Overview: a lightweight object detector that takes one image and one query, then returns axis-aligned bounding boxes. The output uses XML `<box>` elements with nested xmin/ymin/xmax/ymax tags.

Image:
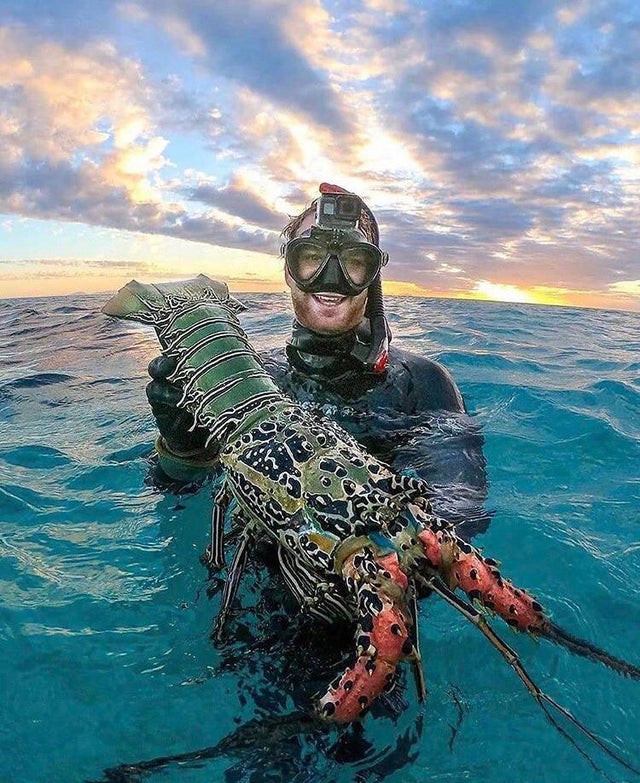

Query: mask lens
<box><xmin>285</xmin><ymin>231</ymin><xmax>384</xmax><ymax>294</ymax></box>
<box><xmin>286</xmin><ymin>240</ymin><xmax>326</xmax><ymax>283</ymax></box>
<box><xmin>340</xmin><ymin>245</ymin><xmax>382</xmax><ymax>287</ymax></box>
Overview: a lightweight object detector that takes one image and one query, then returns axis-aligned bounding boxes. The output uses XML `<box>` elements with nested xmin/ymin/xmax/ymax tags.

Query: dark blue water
<box><xmin>1</xmin><ymin>292</ymin><xmax>638</xmax><ymax>782</ymax></box>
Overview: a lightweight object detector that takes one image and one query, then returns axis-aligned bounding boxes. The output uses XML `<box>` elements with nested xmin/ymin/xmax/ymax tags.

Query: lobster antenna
<box><xmin>543</xmin><ymin>620</ymin><xmax>640</xmax><ymax>680</ymax></box>
<box><xmin>423</xmin><ymin>575</ymin><xmax>639</xmax><ymax>778</ymax></box>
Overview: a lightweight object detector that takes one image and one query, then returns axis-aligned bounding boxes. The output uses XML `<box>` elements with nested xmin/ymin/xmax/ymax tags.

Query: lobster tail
<box><xmin>103</xmin><ymin>275</ymin><xmax>290</xmax><ymax>447</ymax></box>
<box><xmin>101</xmin><ymin>274</ymin><xmax>245</xmax><ymax>324</ymax></box>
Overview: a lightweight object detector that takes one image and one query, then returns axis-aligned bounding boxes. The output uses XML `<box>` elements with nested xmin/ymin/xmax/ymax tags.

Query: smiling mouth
<box><xmin>312</xmin><ymin>293</ymin><xmax>347</xmax><ymax>305</ymax></box>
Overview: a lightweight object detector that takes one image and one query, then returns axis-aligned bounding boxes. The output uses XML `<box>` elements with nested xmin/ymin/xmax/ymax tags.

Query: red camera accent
<box><xmin>319</xmin><ymin>182</ymin><xmax>353</xmax><ymax>195</ymax></box>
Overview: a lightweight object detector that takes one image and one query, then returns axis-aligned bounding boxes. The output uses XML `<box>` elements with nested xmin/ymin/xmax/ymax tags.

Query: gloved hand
<box><xmin>146</xmin><ymin>355</ymin><xmax>214</xmax><ymax>456</ymax></box>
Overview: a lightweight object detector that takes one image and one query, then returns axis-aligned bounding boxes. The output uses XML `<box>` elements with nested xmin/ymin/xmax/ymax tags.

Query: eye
<box><xmin>291</xmin><ymin>244</ymin><xmax>325</xmax><ymax>280</ymax></box>
<box><xmin>298</xmin><ymin>247</ymin><xmax>324</xmax><ymax>264</ymax></box>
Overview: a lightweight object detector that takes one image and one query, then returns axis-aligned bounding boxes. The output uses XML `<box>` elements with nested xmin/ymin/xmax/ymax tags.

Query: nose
<box><xmin>314</xmin><ymin>256</ymin><xmax>351</xmax><ymax>293</ymax></box>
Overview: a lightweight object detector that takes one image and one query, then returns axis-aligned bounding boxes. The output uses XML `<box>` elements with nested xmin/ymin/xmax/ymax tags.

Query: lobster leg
<box><xmin>202</xmin><ymin>481</ymin><xmax>231</xmax><ymax>571</ymax></box>
<box><xmin>408</xmin><ymin>583</ymin><xmax>427</xmax><ymax>703</ymax></box>
<box><xmin>211</xmin><ymin>522</ymin><xmax>255</xmax><ymax>642</ymax></box>
<box><xmin>411</xmin><ymin>513</ymin><xmax>640</xmax><ymax>679</ymax></box>
<box><xmin>316</xmin><ymin>548</ymin><xmax>418</xmax><ymax>723</ymax></box>
<box><xmin>414</xmin><ymin>521</ymin><xmax>548</xmax><ymax>633</ymax></box>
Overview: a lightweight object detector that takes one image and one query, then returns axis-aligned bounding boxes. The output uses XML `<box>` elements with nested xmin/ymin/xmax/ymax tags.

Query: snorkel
<box><xmin>284</xmin><ymin>183</ymin><xmax>391</xmax><ymax>375</ymax></box>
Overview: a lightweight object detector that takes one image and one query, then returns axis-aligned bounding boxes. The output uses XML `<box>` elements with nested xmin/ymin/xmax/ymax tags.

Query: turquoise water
<box><xmin>1</xmin><ymin>293</ymin><xmax>638</xmax><ymax>782</ymax></box>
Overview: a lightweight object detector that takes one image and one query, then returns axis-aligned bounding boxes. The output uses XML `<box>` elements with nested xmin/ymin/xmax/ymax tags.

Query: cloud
<box><xmin>319</xmin><ymin>1</ymin><xmax>640</xmax><ymax>300</ymax></box>
<box><xmin>0</xmin><ymin>0</ymin><xmax>120</xmax><ymax>46</ymax></box>
<box><xmin>427</xmin><ymin>0</ymin><xmax>559</xmax><ymax>49</ymax></box>
<box><xmin>0</xmin><ymin>24</ymin><xmax>280</xmax><ymax>253</ymax></box>
<box><xmin>188</xmin><ymin>173</ymin><xmax>285</xmax><ymax>230</ymax></box>
<box><xmin>1</xmin><ymin>0</ymin><xmax>639</xmax><ymax>309</ymax></box>
<box><xmin>0</xmin><ymin>256</ymin><xmax>149</xmax><ymax>280</ymax></box>
<box><xmin>129</xmin><ymin>0</ymin><xmax>352</xmax><ymax>134</ymax></box>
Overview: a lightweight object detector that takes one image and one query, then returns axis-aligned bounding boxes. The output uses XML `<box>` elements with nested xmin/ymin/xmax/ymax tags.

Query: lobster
<box><xmin>102</xmin><ymin>275</ymin><xmax>639</xmax><ymax>775</ymax></box>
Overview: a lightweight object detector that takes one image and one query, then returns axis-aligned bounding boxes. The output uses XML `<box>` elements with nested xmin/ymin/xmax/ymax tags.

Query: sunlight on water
<box><xmin>0</xmin><ymin>293</ymin><xmax>638</xmax><ymax>782</ymax></box>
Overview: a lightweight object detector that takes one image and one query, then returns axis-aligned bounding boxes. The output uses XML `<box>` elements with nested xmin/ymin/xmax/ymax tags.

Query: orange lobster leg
<box><xmin>417</xmin><ymin>527</ymin><xmax>548</xmax><ymax>633</ymax></box>
<box><xmin>316</xmin><ymin>549</ymin><xmax>415</xmax><ymax>723</ymax></box>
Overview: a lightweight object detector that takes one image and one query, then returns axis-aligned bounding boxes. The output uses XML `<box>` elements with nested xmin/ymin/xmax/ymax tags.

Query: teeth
<box><xmin>314</xmin><ymin>294</ymin><xmax>345</xmax><ymax>303</ymax></box>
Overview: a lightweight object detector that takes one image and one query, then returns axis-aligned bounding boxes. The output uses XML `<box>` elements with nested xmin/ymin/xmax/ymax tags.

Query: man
<box><xmin>146</xmin><ymin>184</ymin><xmax>488</xmax><ymax>533</ymax></box>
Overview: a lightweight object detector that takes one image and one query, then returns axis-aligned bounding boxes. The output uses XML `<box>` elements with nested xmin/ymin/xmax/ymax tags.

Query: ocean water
<box><xmin>0</xmin><ymin>291</ymin><xmax>638</xmax><ymax>783</ymax></box>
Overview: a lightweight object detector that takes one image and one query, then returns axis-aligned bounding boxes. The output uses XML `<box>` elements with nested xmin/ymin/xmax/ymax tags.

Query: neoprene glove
<box><xmin>146</xmin><ymin>355</ymin><xmax>213</xmax><ymax>456</ymax></box>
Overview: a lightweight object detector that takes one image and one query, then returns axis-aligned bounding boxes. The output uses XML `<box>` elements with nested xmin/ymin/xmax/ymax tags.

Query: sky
<box><xmin>1</xmin><ymin>0</ymin><xmax>639</xmax><ymax>311</ymax></box>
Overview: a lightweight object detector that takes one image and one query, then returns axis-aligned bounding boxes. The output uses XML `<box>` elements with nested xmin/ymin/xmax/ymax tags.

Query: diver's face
<box><xmin>284</xmin><ymin>210</ymin><xmax>369</xmax><ymax>335</ymax></box>
<box><xmin>285</xmin><ymin>267</ymin><xmax>368</xmax><ymax>335</ymax></box>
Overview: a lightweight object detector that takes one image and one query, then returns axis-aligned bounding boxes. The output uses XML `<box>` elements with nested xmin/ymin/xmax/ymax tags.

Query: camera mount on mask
<box><xmin>316</xmin><ymin>187</ymin><xmax>363</xmax><ymax>231</ymax></box>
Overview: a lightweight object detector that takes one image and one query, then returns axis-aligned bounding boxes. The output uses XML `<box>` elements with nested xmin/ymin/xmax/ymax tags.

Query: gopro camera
<box><xmin>316</xmin><ymin>193</ymin><xmax>362</xmax><ymax>230</ymax></box>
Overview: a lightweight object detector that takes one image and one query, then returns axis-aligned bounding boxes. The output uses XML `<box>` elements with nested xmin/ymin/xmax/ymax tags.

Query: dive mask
<box><xmin>284</xmin><ymin>226</ymin><xmax>387</xmax><ymax>295</ymax></box>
